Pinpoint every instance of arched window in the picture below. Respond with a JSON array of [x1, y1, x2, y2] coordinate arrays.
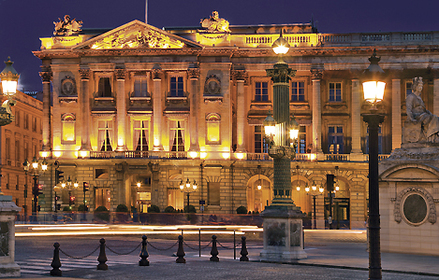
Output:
[[62, 114, 76, 143], [206, 113, 221, 144]]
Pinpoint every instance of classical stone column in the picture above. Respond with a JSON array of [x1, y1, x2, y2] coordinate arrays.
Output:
[[188, 66, 200, 153], [392, 79, 402, 150], [152, 67, 163, 151], [79, 68, 91, 152], [351, 79, 362, 156], [434, 78, 439, 116], [311, 69, 323, 159], [232, 69, 248, 153], [39, 65, 52, 152], [115, 68, 127, 151]]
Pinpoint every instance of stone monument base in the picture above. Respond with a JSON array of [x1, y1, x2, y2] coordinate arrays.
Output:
[[0, 196, 21, 277], [380, 144, 439, 256], [260, 205, 307, 262]]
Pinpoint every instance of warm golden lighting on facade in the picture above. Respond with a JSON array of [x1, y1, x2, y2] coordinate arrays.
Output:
[[53, 151, 62, 158], [189, 151, 198, 159], [234, 153, 245, 160], [79, 150, 89, 158], [221, 152, 230, 159], [39, 151, 50, 158]]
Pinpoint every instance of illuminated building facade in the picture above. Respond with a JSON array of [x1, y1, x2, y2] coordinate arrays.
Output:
[[0, 90, 43, 218], [33, 12, 439, 228]]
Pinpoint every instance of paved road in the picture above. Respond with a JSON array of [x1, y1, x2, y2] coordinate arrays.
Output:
[[12, 236, 439, 279]]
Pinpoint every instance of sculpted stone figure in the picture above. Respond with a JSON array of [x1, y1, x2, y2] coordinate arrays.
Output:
[[53, 15, 83, 36], [404, 77, 439, 143], [200, 11, 231, 33]]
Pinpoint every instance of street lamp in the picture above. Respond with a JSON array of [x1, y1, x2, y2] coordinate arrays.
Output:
[[179, 179, 197, 212], [260, 30, 307, 261], [62, 176, 79, 209], [305, 183, 324, 229], [23, 157, 47, 218], [362, 49, 386, 280], [0, 57, 18, 126]]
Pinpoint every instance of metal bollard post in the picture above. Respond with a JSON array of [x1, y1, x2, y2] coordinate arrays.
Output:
[[97, 238, 108, 270], [176, 235, 186, 263], [233, 230, 236, 260], [139, 235, 149, 266], [50, 242, 62, 276], [210, 235, 219, 262], [240, 236, 249, 261], [198, 228, 201, 258]]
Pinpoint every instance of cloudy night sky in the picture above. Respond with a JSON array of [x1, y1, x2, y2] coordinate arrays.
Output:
[[0, 0, 438, 92]]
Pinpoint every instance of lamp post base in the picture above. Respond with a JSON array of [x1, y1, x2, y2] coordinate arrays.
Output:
[[260, 205, 307, 261]]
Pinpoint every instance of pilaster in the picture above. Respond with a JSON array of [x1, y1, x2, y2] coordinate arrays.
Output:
[[39, 65, 52, 152], [392, 79, 402, 151], [350, 79, 363, 159], [232, 69, 248, 153], [311, 69, 323, 160], [79, 68, 91, 152], [115, 68, 127, 151], [188, 66, 200, 152], [152, 67, 163, 151]]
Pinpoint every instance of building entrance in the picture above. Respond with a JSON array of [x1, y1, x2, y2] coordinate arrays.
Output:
[[324, 197, 350, 229]]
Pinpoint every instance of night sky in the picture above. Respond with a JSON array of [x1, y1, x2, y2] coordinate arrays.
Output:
[[0, 0, 438, 92]]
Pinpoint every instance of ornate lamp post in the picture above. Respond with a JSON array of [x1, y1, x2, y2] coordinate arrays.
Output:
[[305, 183, 324, 229], [23, 157, 47, 218], [179, 179, 197, 212], [62, 176, 79, 209], [0, 57, 18, 126], [260, 31, 307, 261], [362, 50, 386, 280]]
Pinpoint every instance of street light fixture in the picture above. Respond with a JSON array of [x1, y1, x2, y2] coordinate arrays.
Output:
[[23, 157, 46, 218], [179, 179, 197, 212], [305, 182, 324, 229], [260, 30, 307, 261], [362, 49, 386, 280], [62, 176, 79, 209]]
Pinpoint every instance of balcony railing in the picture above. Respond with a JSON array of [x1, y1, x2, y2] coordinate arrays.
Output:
[[82, 151, 390, 162]]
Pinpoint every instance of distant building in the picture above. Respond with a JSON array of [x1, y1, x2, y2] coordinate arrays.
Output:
[[32, 11, 439, 228], [0, 90, 43, 219]]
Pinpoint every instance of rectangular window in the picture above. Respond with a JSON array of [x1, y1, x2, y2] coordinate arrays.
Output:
[[16, 175, 19, 190], [5, 174, 9, 190], [291, 81, 305, 101], [297, 126, 307, 154], [98, 120, 113, 151], [15, 140, 20, 165], [206, 114, 220, 144], [255, 82, 268, 101], [170, 76, 184, 97], [98, 77, 112, 97], [208, 182, 220, 205], [366, 126, 383, 154], [328, 126, 344, 154], [32, 117, 37, 132], [5, 138, 10, 165], [24, 142, 29, 161], [329, 82, 342, 102], [167, 189, 184, 211], [62, 114, 76, 143], [406, 81, 413, 97], [15, 110, 19, 127], [254, 126, 268, 153], [170, 121, 185, 152], [133, 120, 149, 151], [133, 77, 148, 97], [94, 188, 111, 210], [24, 114, 29, 130]]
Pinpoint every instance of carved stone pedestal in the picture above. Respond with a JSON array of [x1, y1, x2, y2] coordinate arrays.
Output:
[[0, 196, 21, 277], [380, 143, 439, 256], [260, 205, 307, 262]]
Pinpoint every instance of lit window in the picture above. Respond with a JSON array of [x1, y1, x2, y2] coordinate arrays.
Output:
[[170, 76, 184, 97], [170, 121, 185, 152], [206, 113, 220, 144], [297, 126, 307, 154], [98, 120, 113, 151], [62, 114, 76, 143], [255, 82, 268, 101], [133, 77, 148, 97], [134, 120, 149, 151], [98, 77, 112, 97], [291, 81, 305, 101], [329, 82, 342, 102], [328, 125, 344, 154]]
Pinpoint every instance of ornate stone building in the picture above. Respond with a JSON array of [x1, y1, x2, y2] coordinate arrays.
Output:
[[32, 12, 439, 228]]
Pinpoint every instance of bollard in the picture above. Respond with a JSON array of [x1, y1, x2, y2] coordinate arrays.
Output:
[[50, 242, 62, 276], [210, 235, 219, 262], [139, 235, 149, 266], [176, 235, 186, 263], [97, 238, 108, 270], [239, 236, 249, 261]]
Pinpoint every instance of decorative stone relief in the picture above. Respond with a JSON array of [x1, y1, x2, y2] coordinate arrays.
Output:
[[266, 221, 286, 246], [204, 75, 221, 95], [79, 68, 91, 80], [60, 76, 77, 96], [53, 15, 83, 36], [200, 11, 231, 33], [394, 187, 436, 225]]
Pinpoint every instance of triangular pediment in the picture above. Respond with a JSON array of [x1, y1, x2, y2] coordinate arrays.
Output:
[[74, 20, 202, 50]]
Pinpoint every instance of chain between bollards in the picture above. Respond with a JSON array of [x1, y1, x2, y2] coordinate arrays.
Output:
[[50, 242, 62, 276], [139, 235, 149, 266], [97, 238, 108, 270], [210, 235, 219, 262], [176, 235, 186, 263]]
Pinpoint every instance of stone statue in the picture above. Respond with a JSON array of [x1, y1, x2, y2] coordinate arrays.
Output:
[[200, 11, 231, 33], [404, 77, 439, 143], [53, 15, 83, 36]]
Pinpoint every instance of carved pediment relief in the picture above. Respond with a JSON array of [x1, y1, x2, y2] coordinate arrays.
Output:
[[74, 20, 201, 50]]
